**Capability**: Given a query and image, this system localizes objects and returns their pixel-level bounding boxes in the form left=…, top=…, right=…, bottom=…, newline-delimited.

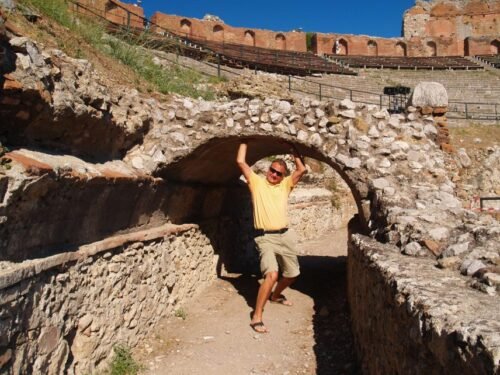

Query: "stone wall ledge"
left=4, top=150, right=151, bottom=180
left=348, top=234, right=500, bottom=374
left=0, top=223, right=198, bottom=291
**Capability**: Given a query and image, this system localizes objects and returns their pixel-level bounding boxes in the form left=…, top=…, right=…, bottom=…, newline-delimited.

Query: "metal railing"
left=67, top=0, right=500, bottom=122
left=469, top=196, right=500, bottom=212
left=448, top=101, right=500, bottom=122
left=286, top=75, right=391, bottom=108
left=480, top=197, right=500, bottom=211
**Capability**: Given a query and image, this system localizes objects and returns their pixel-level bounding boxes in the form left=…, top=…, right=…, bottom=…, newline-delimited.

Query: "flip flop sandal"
left=250, top=321, right=268, bottom=333
left=269, top=294, right=292, bottom=306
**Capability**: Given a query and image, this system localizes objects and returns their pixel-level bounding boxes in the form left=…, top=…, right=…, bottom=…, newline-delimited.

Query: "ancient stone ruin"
left=146, top=0, right=500, bottom=56
left=72, top=0, right=500, bottom=56
left=0, top=2, right=499, bottom=375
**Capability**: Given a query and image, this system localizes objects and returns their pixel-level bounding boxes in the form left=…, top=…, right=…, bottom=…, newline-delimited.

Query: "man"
left=236, top=141, right=307, bottom=333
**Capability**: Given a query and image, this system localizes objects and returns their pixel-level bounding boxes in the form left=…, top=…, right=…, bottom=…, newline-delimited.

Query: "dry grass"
left=449, top=124, right=500, bottom=150
left=15, top=0, right=220, bottom=99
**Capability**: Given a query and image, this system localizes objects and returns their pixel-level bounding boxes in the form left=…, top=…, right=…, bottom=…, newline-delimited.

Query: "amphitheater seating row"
left=326, top=55, right=483, bottom=70
left=103, top=21, right=356, bottom=76
left=187, top=39, right=357, bottom=76
left=475, top=55, right=500, bottom=69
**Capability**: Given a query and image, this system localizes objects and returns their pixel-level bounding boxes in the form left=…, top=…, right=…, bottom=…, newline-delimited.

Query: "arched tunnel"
left=155, top=135, right=362, bottom=373
left=1, top=113, right=497, bottom=374
left=0, top=127, right=365, bottom=374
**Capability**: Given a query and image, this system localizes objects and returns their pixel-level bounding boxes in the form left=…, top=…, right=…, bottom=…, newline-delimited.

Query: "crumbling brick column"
left=419, top=104, right=453, bottom=152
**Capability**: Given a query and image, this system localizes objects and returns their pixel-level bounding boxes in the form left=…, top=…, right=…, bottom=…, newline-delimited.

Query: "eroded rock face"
left=1, top=38, right=152, bottom=160
left=455, top=146, right=500, bottom=201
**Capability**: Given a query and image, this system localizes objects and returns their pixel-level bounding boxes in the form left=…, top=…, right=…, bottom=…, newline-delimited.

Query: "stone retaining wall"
left=0, top=224, right=217, bottom=374
left=348, top=234, right=499, bottom=375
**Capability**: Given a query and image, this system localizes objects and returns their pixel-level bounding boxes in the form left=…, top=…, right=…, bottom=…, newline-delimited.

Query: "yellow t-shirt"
left=247, top=170, right=294, bottom=230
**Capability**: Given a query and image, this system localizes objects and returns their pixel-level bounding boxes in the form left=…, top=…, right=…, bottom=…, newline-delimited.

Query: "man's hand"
left=236, top=142, right=252, bottom=181
left=280, top=141, right=300, bottom=157
left=290, top=145, right=301, bottom=158
left=288, top=143, right=307, bottom=185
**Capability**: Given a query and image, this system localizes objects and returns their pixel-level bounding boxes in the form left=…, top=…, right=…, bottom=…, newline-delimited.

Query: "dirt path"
left=137, top=230, right=359, bottom=375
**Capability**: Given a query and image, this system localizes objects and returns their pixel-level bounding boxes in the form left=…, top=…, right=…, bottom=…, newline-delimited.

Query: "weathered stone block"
left=410, top=82, right=448, bottom=108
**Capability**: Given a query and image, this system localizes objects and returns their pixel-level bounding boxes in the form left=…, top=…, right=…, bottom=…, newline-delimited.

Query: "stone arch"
left=160, top=135, right=367, bottom=229
left=244, top=30, right=256, bottom=46
left=367, top=40, right=378, bottom=56
left=275, top=33, right=286, bottom=50
left=180, top=19, right=192, bottom=36
left=490, top=39, right=500, bottom=54
left=335, top=39, right=348, bottom=55
left=213, top=25, right=224, bottom=42
left=150, top=95, right=462, bottom=265
left=395, top=41, right=407, bottom=56
left=425, top=41, right=437, bottom=56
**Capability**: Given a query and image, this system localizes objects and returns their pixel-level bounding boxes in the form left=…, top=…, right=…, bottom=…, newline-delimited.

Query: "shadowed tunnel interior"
left=157, top=135, right=359, bottom=193
left=156, top=136, right=317, bottom=184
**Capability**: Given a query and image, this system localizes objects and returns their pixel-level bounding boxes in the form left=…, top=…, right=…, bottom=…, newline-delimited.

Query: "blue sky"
left=138, top=1, right=416, bottom=38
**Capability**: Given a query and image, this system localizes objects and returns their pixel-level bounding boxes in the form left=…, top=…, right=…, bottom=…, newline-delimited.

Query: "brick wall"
left=151, top=12, right=306, bottom=52
left=403, top=0, right=500, bottom=56
left=73, top=0, right=499, bottom=57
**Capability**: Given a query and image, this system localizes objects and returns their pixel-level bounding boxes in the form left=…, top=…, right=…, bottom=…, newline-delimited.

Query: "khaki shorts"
left=254, top=230, right=300, bottom=278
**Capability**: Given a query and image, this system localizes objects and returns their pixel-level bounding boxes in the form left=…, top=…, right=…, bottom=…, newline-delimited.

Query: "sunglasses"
left=269, top=167, right=284, bottom=177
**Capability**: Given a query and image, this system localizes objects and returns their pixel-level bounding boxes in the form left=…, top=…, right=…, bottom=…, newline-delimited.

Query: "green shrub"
left=22, top=0, right=72, bottom=27
left=174, top=308, right=187, bottom=320
left=108, top=345, right=142, bottom=375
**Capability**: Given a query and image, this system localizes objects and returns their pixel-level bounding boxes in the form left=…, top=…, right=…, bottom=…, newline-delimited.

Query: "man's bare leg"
left=251, top=271, right=278, bottom=333
left=270, top=276, right=296, bottom=305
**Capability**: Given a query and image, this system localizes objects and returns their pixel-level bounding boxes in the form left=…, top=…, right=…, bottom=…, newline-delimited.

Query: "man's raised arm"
left=290, top=146, right=307, bottom=186
left=236, top=142, right=252, bottom=181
